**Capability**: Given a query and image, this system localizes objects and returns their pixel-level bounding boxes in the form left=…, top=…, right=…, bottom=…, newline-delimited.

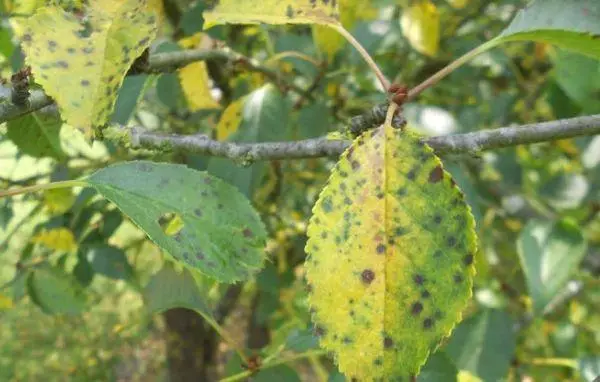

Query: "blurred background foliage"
left=0, top=0, right=599, bottom=381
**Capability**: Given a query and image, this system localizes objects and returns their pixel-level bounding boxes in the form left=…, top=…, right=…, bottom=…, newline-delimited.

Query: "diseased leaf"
left=305, top=123, right=477, bottom=379
left=27, top=265, right=86, bottom=315
left=178, top=34, right=220, bottom=111
left=517, top=218, right=587, bottom=314
left=6, top=111, right=65, bottom=159
left=495, top=0, right=600, bottom=60
left=203, top=0, right=340, bottom=29
left=400, top=0, right=440, bottom=57
left=84, top=161, right=267, bottom=283
left=216, top=96, right=246, bottom=141
left=18, top=1, right=157, bottom=138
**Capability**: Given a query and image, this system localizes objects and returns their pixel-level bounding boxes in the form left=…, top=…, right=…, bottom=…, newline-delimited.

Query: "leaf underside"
left=305, top=124, right=477, bottom=380
left=203, top=0, right=340, bottom=28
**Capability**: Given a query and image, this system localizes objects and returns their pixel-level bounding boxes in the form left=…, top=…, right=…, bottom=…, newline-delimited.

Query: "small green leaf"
left=305, top=124, right=477, bottom=379
left=111, top=75, right=150, bottom=124
left=85, top=244, right=133, bottom=280
left=517, top=218, right=587, bottom=314
left=27, top=266, right=86, bottom=315
left=84, top=161, right=267, bottom=282
left=445, top=309, right=515, bottom=382
left=6, top=111, right=65, bottom=159
left=208, top=84, right=289, bottom=197
left=495, top=0, right=600, bottom=60
left=144, top=262, right=212, bottom=317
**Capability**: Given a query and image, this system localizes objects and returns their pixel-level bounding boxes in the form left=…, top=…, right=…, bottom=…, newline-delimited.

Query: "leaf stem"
left=407, top=39, right=499, bottom=101
left=331, top=24, right=390, bottom=91
left=202, top=313, right=250, bottom=365
left=0, top=180, right=87, bottom=199
left=219, top=349, right=328, bottom=382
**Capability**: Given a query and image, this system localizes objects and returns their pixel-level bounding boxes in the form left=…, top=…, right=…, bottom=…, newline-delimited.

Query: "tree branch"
left=105, top=113, right=600, bottom=161
left=0, top=48, right=310, bottom=124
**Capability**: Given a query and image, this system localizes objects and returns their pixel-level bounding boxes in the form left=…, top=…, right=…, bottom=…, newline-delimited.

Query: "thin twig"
left=0, top=48, right=311, bottom=124
left=103, top=113, right=600, bottom=161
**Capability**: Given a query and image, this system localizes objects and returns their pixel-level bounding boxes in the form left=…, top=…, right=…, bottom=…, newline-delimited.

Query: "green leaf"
left=0, top=199, right=13, bottom=230
left=297, top=103, right=332, bottom=139
left=417, top=351, right=458, bottom=382
left=203, top=0, right=340, bottom=29
left=85, top=244, right=133, bottom=280
left=6, top=111, right=65, bottom=159
left=18, top=1, right=157, bottom=138
left=110, top=75, right=150, bottom=124
left=84, top=161, right=267, bottom=282
left=27, top=266, right=86, bottom=315
left=551, top=49, right=600, bottom=112
left=253, top=365, right=301, bottom=382
left=445, top=309, right=515, bottom=382
left=305, top=124, right=478, bottom=380
left=208, top=84, right=289, bottom=197
left=285, top=328, right=319, bottom=352
left=144, top=262, right=212, bottom=317
left=495, top=0, right=600, bottom=60
left=517, top=218, right=587, bottom=314
left=578, top=356, right=600, bottom=382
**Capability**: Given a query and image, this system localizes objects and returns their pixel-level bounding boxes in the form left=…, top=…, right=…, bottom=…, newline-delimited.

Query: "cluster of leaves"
left=0, top=0, right=599, bottom=381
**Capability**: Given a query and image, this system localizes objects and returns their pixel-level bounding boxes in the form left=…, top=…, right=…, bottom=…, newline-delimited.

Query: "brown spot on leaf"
left=361, top=269, right=375, bottom=284
left=428, top=165, right=444, bottom=183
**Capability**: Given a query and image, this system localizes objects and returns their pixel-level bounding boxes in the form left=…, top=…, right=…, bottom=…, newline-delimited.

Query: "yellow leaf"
left=313, top=0, right=377, bottom=60
left=203, top=0, right=340, bottom=29
left=305, top=123, right=477, bottom=379
left=43, top=188, right=75, bottom=215
left=179, top=62, right=220, bottom=111
left=18, top=0, right=158, bottom=139
left=446, top=0, right=469, bottom=9
left=0, top=293, right=14, bottom=310
left=458, top=370, right=483, bottom=382
left=216, top=97, right=246, bottom=141
left=400, top=0, right=440, bottom=57
left=32, top=228, right=77, bottom=253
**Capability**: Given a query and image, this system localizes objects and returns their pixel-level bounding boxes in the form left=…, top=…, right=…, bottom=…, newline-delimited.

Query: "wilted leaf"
left=445, top=309, right=515, bottom=382
left=27, top=265, right=86, bottom=315
left=400, top=0, right=440, bottom=57
left=305, top=124, right=477, bottom=379
left=517, top=218, right=587, bottom=314
left=84, top=161, right=267, bottom=282
left=18, top=1, right=157, bottom=138
left=203, top=0, right=340, bottom=29
left=6, top=111, right=65, bottom=159
left=32, top=227, right=77, bottom=253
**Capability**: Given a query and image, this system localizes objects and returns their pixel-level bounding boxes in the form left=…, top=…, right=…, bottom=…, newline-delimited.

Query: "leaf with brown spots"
left=305, top=122, right=478, bottom=380
left=203, top=0, right=340, bottom=29
left=216, top=96, right=246, bottom=141
left=18, top=1, right=158, bottom=139
left=84, top=161, right=267, bottom=283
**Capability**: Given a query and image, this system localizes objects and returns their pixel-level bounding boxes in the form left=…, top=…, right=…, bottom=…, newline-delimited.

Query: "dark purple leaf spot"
left=361, top=269, right=375, bottom=284
left=428, top=166, right=444, bottom=183
left=411, top=302, right=423, bottom=315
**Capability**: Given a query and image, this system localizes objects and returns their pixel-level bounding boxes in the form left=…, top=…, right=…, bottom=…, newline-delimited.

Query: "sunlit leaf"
left=43, top=188, right=75, bottom=215
left=305, top=123, right=477, bottom=379
left=18, top=0, right=158, bottom=138
left=32, top=227, right=77, bottom=253
left=84, top=161, right=267, bottom=282
left=400, top=0, right=440, bottom=57
left=6, top=111, right=65, bottom=159
left=203, top=0, right=340, bottom=29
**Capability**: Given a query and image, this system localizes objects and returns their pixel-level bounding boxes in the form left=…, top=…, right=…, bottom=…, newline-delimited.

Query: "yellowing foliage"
left=216, top=97, right=246, bottom=141
left=177, top=34, right=220, bottom=111
left=305, top=123, right=477, bottom=379
left=400, top=0, right=440, bottom=57
left=32, top=228, right=77, bottom=253
left=203, top=0, right=340, bottom=28
left=43, top=188, right=75, bottom=215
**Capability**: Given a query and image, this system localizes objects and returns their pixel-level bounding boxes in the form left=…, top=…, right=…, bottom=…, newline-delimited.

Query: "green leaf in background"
left=496, top=0, right=600, bottom=60
left=445, top=309, right=516, bottom=382
left=550, top=49, right=600, bottom=113
left=110, top=75, right=150, bottom=124
left=208, top=84, right=289, bottom=197
left=144, top=262, right=212, bottom=317
left=417, top=351, right=458, bottom=382
left=84, top=161, right=267, bottom=282
left=6, top=111, right=65, bottom=159
left=517, top=218, right=587, bottom=314
left=252, top=365, right=300, bottom=382
left=578, top=356, right=600, bottom=382
left=284, top=328, right=319, bottom=352
left=85, top=244, right=133, bottom=281
left=27, top=266, right=86, bottom=315
left=0, top=199, right=13, bottom=230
